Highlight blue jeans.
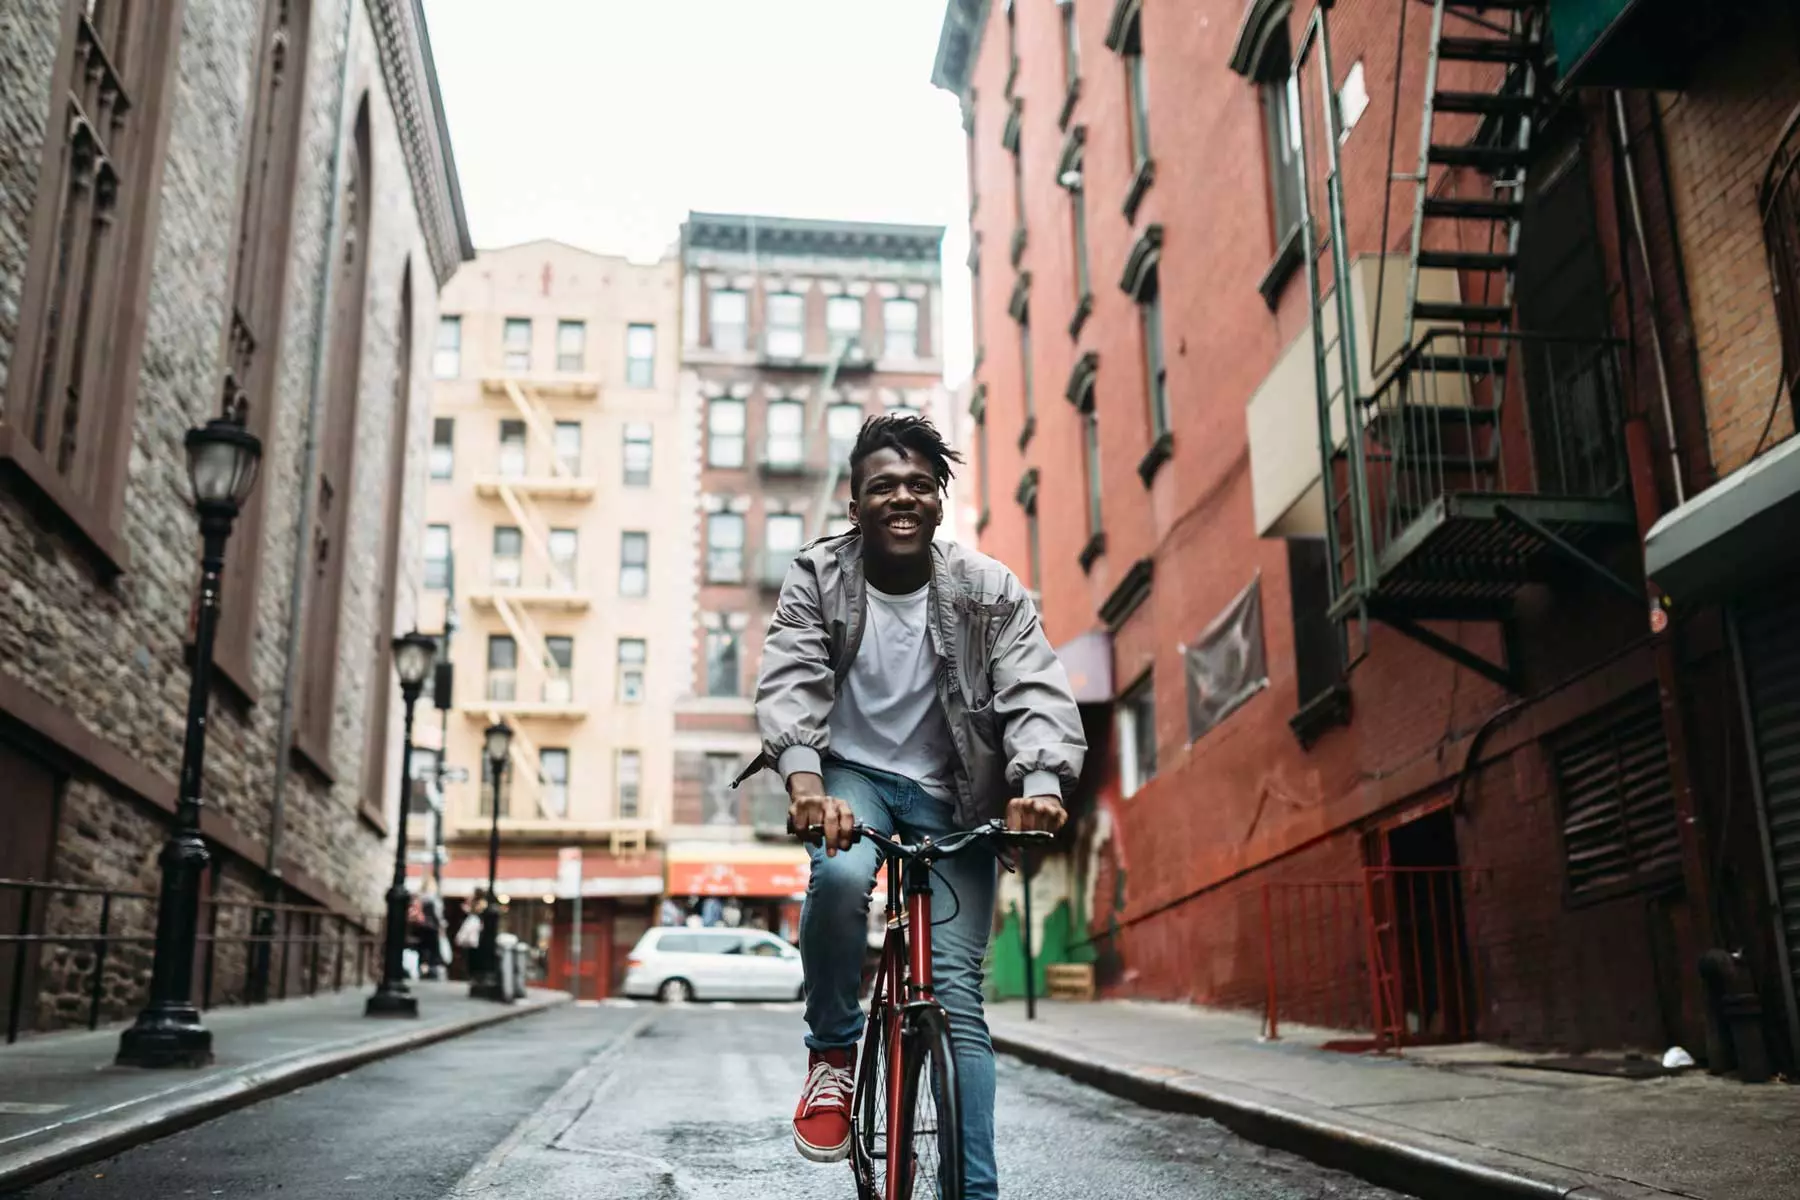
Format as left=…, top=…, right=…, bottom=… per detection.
left=801, top=760, right=1000, bottom=1200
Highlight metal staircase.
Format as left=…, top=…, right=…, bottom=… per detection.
left=1291, top=0, right=1639, bottom=691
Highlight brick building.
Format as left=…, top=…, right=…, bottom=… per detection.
left=416, top=241, right=682, bottom=998
left=672, top=212, right=958, bottom=937
left=0, top=0, right=470, bottom=1032
left=936, top=0, right=1798, bottom=1069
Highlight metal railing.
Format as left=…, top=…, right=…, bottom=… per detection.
left=2, top=878, right=379, bottom=1043
left=1262, top=867, right=1489, bottom=1052
left=1356, top=329, right=1630, bottom=570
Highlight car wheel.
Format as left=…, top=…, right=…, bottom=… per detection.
left=658, top=977, right=694, bottom=1004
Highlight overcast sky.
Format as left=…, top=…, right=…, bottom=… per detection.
left=423, top=0, right=976, bottom=383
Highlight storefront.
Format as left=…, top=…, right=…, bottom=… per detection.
left=1646, top=428, right=1800, bottom=1068
left=663, top=843, right=811, bottom=944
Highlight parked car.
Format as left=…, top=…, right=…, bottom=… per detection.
left=622, top=927, right=806, bottom=1002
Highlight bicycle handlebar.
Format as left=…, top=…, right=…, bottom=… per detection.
left=787, top=816, right=1053, bottom=859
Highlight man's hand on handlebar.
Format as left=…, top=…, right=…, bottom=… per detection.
left=1006, top=795, right=1066, bottom=835
left=787, top=772, right=858, bottom=856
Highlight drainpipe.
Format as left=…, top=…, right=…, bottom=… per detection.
left=267, top=0, right=360, bottom=885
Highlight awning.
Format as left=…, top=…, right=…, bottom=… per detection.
left=1644, top=433, right=1800, bottom=605
left=408, top=850, right=664, bottom=900
left=665, top=842, right=811, bottom=899
left=1054, top=630, right=1114, bottom=704
left=1549, top=0, right=1722, bottom=89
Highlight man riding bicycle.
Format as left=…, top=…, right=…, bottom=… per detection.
left=735, top=413, right=1086, bottom=1200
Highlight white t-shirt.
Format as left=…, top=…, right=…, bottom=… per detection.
left=824, top=582, right=957, bottom=798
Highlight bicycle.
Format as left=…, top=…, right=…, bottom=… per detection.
left=793, top=817, right=1052, bottom=1200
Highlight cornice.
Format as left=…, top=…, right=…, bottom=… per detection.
left=371, top=0, right=474, bottom=285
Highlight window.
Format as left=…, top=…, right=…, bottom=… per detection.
left=1118, top=673, right=1158, bottom=797
left=626, top=323, right=656, bottom=386
left=556, top=320, right=586, bottom=372
left=1123, top=226, right=1172, bottom=466
left=704, top=753, right=742, bottom=824
left=972, top=388, right=992, bottom=524
left=765, top=399, right=805, bottom=468
left=707, top=512, right=746, bottom=584
left=1124, top=32, right=1151, bottom=170
left=765, top=512, right=805, bottom=586
left=539, top=749, right=570, bottom=818
left=1020, top=308, right=1038, bottom=434
left=1287, top=538, right=1345, bottom=715
left=1061, top=0, right=1081, bottom=95
left=708, top=398, right=747, bottom=468
left=295, top=98, right=374, bottom=771
left=1075, top=375, right=1103, bottom=547
left=1012, top=125, right=1028, bottom=238
left=1020, top=470, right=1042, bottom=594
left=1553, top=692, right=1682, bottom=900
left=1062, top=138, right=1092, bottom=308
left=499, top=419, right=527, bottom=478
left=492, top=526, right=523, bottom=587
left=1142, top=283, right=1169, bottom=442
left=544, top=636, right=574, bottom=704
left=828, top=402, right=864, bottom=463
left=1259, top=41, right=1303, bottom=253
left=617, top=638, right=647, bottom=703
left=827, top=296, right=864, bottom=351
left=623, top=422, right=653, bottom=486
left=430, top=417, right=455, bottom=480
left=619, top=531, right=649, bottom=597
left=424, top=525, right=451, bottom=590
left=487, top=635, right=518, bottom=701
left=618, top=750, right=642, bottom=819
left=435, top=315, right=462, bottom=379
left=765, top=292, right=806, bottom=359
left=706, top=626, right=741, bottom=697
left=548, top=528, right=578, bottom=590
left=883, top=298, right=920, bottom=361
left=3, top=1, right=180, bottom=556
left=554, top=420, right=582, bottom=476
left=503, top=318, right=532, bottom=372
left=711, top=288, right=748, bottom=352
left=480, top=752, right=510, bottom=817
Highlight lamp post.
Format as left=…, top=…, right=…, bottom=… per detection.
left=469, top=721, right=512, bottom=1001
left=118, top=407, right=262, bottom=1068
left=366, top=631, right=439, bottom=1017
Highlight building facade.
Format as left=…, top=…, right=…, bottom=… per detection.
left=419, top=241, right=686, bottom=999
left=937, top=0, right=1798, bottom=1071
left=672, top=212, right=955, bottom=937
left=0, top=0, right=469, bottom=1031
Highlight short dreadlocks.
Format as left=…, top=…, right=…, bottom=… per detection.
left=847, top=412, right=965, bottom=496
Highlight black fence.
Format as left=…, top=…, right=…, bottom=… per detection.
left=1, top=877, right=380, bottom=1044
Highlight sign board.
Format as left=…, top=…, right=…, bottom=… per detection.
left=556, top=846, right=583, bottom=899
left=406, top=849, right=437, bottom=866
left=441, top=766, right=470, bottom=784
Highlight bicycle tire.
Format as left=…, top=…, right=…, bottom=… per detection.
left=895, top=1005, right=962, bottom=1200
left=851, top=994, right=892, bottom=1200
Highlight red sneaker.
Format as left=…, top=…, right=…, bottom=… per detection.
left=793, top=1047, right=856, bottom=1162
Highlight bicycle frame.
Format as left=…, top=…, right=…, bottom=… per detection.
left=868, top=847, right=935, bottom=1200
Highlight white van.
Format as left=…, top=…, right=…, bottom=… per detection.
left=622, top=927, right=806, bottom=1003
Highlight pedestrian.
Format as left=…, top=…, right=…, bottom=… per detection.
left=742, top=413, right=1084, bottom=1200
left=454, top=893, right=485, bottom=972
left=412, top=877, right=448, bottom=981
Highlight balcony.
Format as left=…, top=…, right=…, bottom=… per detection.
left=479, top=376, right=599, bottom=402
left=1329, top=330, right=1637, bottom=631
left=473, top=474, right=597, bottom=501
left=464, top=698, right=586, bottom=723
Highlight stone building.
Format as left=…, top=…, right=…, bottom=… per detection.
left=672, top=212, right=954, bottom=938
left=0, top=0, right=469, bottom=1032
left=936, top=0, right=1796, bottom=1072
left=413, top=240, right=685, bottom=999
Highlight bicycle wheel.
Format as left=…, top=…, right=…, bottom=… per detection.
left=895, top=1005, right=962, bottom=1200
left=851, top=994, right=893, bottom=1200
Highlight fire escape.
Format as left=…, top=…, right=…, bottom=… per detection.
left=1292, top=0, right=1641, bottom=693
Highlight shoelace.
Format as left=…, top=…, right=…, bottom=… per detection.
left=800, top=1060, right=852, bottom=1116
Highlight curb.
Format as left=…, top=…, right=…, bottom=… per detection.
left=0, top=994, right=570, bottom=1194
left=992, top=1030, right=1686, bottom=1200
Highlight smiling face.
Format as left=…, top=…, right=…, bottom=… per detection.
left=850, top=445, right=943, bottom=566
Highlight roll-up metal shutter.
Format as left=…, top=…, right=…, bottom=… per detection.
left=1733, top=578, right=1800, bottom=1056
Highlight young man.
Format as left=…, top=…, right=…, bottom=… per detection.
left=741, top=414, right=1086, bottom=1199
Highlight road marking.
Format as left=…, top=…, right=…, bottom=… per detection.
left=0, top=1104, right=67, bottom=1116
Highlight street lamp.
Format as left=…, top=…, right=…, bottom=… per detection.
left=118, top=406, right=262, bottom=1068
left=366, top=630, right=439, bottom=1017
left=470, top=721, right=512, bottom=1001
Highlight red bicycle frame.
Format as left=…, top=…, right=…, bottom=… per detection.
left=868, top=850, right=935, bottom=1200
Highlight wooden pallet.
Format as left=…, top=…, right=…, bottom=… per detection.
left=1044, top=963, right=1095, bottom=1001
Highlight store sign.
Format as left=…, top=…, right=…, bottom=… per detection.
left=667, top=858, right=810, bottom=899
left=557, top=847, right=582, bottom=899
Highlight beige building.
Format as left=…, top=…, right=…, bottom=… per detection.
left=417, top=240, right=690, bottom=997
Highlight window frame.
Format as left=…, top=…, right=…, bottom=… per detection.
left=625, top=322, right=656, bottom=386
left=708, top=397, right=747, bottom=469
left=547, top=527, right=578, bottom=591
left=502, top=317, right=532, bottom=373
left=710, top=288, right=748, bottom=352
left=1118, top=671, right=1158, bottom=797
left=430, top=416, right=455, bottom=481
left=765, top=398, right=806, bottom=468
left=828, top=401, right=865, bottom=463
left=434, top=314, right=462, bottom=379
left=826, top=295, right=864, bottom=351
left=498, top=418, right=528, bottom=478
left=539, top=748, right=570, bottom=817
left=543, top=635, right=574, bottom=704
left=486, top=634, right=519, bottom=702
left=492, top=525, right=523, bottom=587
left=556, top=319, right=586, bottom=372
left=765, top=292, right=807, bottom=359
left=617, top=749, right=642, bottom=819
left=424, top=524, right=452, bottom=590
left=706, top=511, right=747, bottom=585
left=554, top=419, right=582, bottom=476
left=619, top=530, right=650, bottom=597
left=882, top=297, right=921, bottom=362
left=622, top=421, right=653, bottom=486
left=617, top=637, right=647, bottom=703
left=705, top=626, right=742, bottom=697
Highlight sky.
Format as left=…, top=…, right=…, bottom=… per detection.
left=423, top=0, right=977, bottom=384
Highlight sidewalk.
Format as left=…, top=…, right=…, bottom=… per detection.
left=0, top=981, right=568, bottom=1192
left=988, top=1000, right=1798, bottom=1200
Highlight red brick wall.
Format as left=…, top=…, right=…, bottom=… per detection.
left=1657, top=13, right=1800, bottom=474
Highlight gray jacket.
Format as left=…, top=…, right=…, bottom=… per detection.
left=737, top=532, right=1087, bottom=825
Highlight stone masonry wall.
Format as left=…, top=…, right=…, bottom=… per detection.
left=0, top=0, right=444, bottom=1030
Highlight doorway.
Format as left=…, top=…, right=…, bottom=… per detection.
left=0, top=740, right=62, bottom=1038
left=1368, top=805, right=1479, bottom=1043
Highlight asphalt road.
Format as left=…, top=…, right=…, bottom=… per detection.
left=20, top=1001, right=1409, bottom=1200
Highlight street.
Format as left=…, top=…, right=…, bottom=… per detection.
left=18, top=1003, right=1406, bottom=1200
